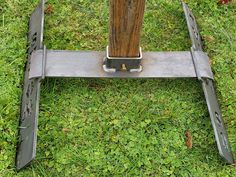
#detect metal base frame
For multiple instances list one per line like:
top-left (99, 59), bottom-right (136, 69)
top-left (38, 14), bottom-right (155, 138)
top-left (16, 0), bottom-right (235, 171)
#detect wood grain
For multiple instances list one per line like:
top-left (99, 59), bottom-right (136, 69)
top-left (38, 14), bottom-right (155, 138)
top-left (109, 0), bottom-right (146, 57)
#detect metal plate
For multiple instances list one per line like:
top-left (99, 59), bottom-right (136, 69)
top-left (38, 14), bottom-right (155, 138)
top-left (183, 2), bottom-right (234, 164)
top-left (202, 79), bottom-right (234, 164)
top-left (16, 0), bottom-right (44, 170)
top-left (29, 50), bottom-right (214, 79)
top-left (191, 49), bottom-right (214, 80)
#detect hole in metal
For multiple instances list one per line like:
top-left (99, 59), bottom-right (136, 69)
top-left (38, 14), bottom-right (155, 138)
top-left (189, 13), bottom-right (195, 22)
top-left (215, 112), bottom-right (222, 126)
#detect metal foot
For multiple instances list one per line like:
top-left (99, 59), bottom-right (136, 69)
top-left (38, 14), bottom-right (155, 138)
top-left (183, 1), bottom-right (234, 164)
top-left (16, 0), bottom-right (45, 170)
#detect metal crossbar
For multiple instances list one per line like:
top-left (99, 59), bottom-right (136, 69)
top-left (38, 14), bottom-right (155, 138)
top-left (29, 50), bottom-right (213, 79)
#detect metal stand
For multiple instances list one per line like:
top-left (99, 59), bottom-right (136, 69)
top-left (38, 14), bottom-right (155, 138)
top-left (16, 0), bottom-right (234, 171)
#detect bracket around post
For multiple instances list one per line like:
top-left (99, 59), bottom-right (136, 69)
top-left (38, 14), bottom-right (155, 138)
top-left (103, 46), bottom-right (143, 72)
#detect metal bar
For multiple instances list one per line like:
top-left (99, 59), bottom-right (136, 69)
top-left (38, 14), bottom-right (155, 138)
top-left (28, 50), bottom-right (214, 80)
top-left (16, 0), bottom-right (45, 170)
top-left (182, 1), bottom-right (203, 51)
top-left (183, 1), bottom-right (234, 164)
top-left (202, 79), bottom-right (234, 164)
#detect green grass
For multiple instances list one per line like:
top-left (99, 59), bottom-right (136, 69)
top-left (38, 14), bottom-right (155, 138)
top-left (0, 0), bottom-right (236, 176)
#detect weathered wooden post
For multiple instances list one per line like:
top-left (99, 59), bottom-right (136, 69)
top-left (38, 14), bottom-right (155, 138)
top-left (106, 0), bottom-right (146, 71)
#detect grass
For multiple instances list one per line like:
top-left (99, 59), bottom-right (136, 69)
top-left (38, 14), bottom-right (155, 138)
top-left (0, 0), bottom-right (236, 176)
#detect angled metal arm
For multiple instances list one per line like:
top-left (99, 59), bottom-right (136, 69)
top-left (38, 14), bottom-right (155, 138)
top-left (183, 2), bottom-right (234, 164)
top-left (16, 0), bottom-right (45, 171)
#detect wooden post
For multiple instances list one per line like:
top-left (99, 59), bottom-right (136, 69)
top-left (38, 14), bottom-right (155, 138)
top-left (109, 0), bottom-right (146, 57)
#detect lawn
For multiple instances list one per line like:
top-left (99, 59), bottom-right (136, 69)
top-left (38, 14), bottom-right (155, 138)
top-left (0, 0), bottom-right (236, 176)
